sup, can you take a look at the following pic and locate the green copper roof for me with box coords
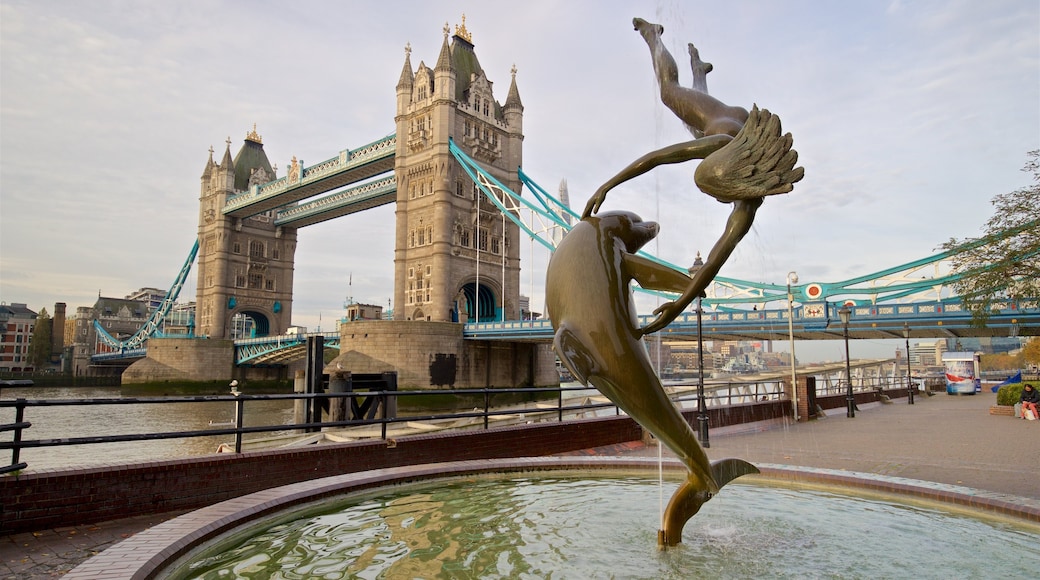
[232,138,274,191]
[451,35,504,119]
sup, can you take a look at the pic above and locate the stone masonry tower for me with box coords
[195,127,298,339]
[393,19,524,323]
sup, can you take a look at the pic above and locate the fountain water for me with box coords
[160,462,1038,578]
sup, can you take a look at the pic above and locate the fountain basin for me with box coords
[65,457,1040,579]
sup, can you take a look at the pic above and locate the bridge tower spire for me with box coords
[392,18,524,323]
[194,128,297,339]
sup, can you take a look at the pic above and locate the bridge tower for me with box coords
[392,19,524,323]
[194,128,298,339]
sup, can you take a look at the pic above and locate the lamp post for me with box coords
[838,305,854,418]
[787,272,799,421]
[690,253,709,447]
[903,323,915,405]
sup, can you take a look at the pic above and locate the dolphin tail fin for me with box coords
[710,457,759,488]
[659,458,759,547]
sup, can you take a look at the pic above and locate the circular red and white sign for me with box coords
[805,283,823,299]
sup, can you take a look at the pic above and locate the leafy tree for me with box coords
[980,352,1020,372]
[27,307,52,368]
[939,151,1040,324]
[1023,338,1040,367]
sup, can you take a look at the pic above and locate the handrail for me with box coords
[0,379,905,473]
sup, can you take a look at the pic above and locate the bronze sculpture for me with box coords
[549,18,804,546]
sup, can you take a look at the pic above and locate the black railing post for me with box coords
[13,399,26,467]
[380,390,388,440]
[483,389,490,430]
[558,385,564,422]
[233,393,244,453]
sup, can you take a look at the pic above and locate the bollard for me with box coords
[381,371,398,419]
[293,370,307,432]
[328,372,349,425]
[304,336,324,432]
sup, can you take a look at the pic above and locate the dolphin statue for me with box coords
[546,210,759,546]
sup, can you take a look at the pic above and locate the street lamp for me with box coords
[838,305,854,418]
[903,323,915,405]
[787,272,799,421]
[689,253,709,447]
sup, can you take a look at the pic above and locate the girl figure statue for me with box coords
[584,17,804,334]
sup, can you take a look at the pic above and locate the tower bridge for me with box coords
[91,18,1035,386]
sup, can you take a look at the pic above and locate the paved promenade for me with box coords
[2,389,1037,578]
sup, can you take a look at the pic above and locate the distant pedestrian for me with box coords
[1020,384,1040,420]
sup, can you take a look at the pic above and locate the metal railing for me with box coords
[0,377,903,474]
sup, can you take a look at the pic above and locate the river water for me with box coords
[0,386,294,472]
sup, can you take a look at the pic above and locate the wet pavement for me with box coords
[2,389,1037,578]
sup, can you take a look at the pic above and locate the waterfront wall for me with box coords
[0,401,789,534]
[329,320,558,389]
[121,338,234,384]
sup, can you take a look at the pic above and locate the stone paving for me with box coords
[2,389,1037,578]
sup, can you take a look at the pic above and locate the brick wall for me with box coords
[0,416,642,534]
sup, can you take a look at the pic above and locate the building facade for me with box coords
[0,303,37,372]
[71,296,151,375]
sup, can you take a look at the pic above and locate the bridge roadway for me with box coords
[230,296,1037,365]
[222,135,397,225]
[465,296,1039,342]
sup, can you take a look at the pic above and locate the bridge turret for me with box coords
[503,65,524,137]
[434,24,456,102]
[200,146,215,192]
[216,139,236,192]
[396,43,414,112]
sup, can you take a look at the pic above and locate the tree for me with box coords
[28,307,52,369]
[1023,338,1040,368]
[940,151,1040,324]
[979,352,1020,372]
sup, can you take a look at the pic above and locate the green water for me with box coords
[177,477,1039,579]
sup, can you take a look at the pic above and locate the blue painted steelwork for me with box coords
[92,240,199,360]
[223,135,397,219]
[464,297,1040,341]
[234,294,1037,365]
[234,332,340,365]
[91,349,148,362]
[451,138,1037,313]
[274,175,397,227]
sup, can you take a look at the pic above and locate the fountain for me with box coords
[85,458,1036,579]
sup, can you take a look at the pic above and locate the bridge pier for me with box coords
[327,320,557,389]
[122,338,234,384]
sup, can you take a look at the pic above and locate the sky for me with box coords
[2,0,1037,362]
